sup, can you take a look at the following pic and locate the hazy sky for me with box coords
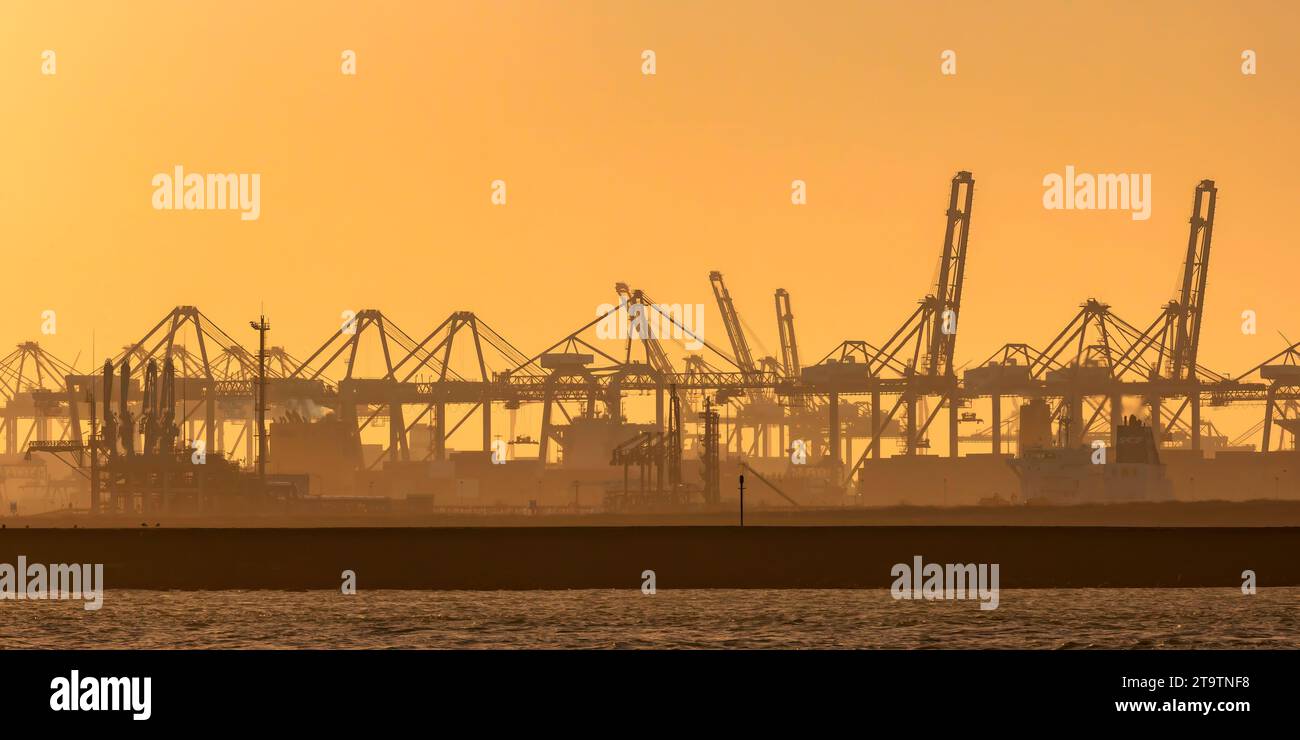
[3,0,1297,388]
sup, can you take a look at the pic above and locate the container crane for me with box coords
[709,271,780,456]
[1151,179,1218,450]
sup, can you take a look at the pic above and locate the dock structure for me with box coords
[5,175,1299,515]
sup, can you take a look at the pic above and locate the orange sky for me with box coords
[2,0,1298,389]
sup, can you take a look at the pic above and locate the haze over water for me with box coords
[3,588,1296,649]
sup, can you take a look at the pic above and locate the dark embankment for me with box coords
[1,526,1295,589]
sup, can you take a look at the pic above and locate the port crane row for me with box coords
[6,173,1300,489]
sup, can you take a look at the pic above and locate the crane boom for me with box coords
[775,288,800,377]
[925,171,975,377]
[709,270,756,374]
[614,283,675,375]
[615,283,694,418]
[1170,179,1216,381]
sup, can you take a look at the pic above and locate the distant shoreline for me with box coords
[6,498,1300,529]
[0,525,1294,589]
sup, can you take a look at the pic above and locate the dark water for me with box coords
[2,588,1297,649]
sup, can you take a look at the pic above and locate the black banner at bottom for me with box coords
[2,649,1284,726]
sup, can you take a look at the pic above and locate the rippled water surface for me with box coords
[2,588,1297,649]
